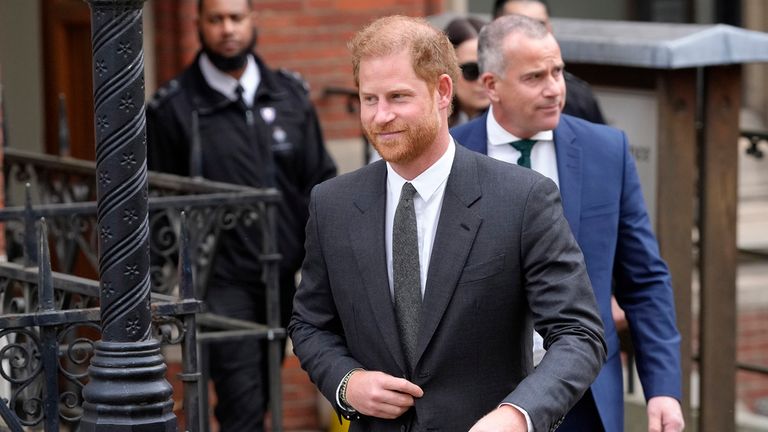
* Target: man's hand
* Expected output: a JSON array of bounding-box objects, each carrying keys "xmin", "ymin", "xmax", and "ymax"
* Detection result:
[
  {"xmin": 469, "ymin": 405, "xmax": 527, "ymax": 432},
  {"xmin": 647, "ymin": 396, "xmax": 685, "ymax": 432},
  {"xmin": 611, "ymin": 295, "xmax": 628, "ymax": 332},
  {"xmin": 345, "ymin": 370, "xmax": 423, "ymax": 419}
]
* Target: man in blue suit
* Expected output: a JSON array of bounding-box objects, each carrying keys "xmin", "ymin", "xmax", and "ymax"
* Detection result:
[{"xmin": 452, "ymin": 15, "xmax": 685, "ymax": 432}]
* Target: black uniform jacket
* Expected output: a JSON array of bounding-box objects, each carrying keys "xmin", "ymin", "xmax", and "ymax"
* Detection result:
[
  {"xmin": 562, "ymin": 71, "xmax": 605, "ymax": 124},
  {"xmin": 146, "ymin": 52, "xmax": 337, "ymax": 290}
]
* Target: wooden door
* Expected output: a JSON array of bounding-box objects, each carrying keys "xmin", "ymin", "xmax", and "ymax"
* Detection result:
[
  {"xmin": 43, "ymin": 0, "xmax": 94, "ymax": 160},
  {"xmin": 42, "ymin": 0, "xmax": 97, "ymax": 279}
]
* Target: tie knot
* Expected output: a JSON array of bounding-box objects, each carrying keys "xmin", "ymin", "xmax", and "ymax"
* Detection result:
[
  {"xmin": 400, "ymin": 182, "xmax": 417, "ymax": 201},
  {"xmin": 234, "ymin": 84, "xmax": 244, "ymax": 96},
  {"xmin": 509, "ymin": 139, "xmax": 537, "ymax": 169},
  {"xmin": 510, "ymin": 139, "xmax": 536, "ymax": 153}
]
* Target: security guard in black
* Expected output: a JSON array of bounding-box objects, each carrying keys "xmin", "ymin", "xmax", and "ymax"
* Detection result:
[{"xmin": 146, "ymin": 49, "xmax": 336, "ymax": 431}]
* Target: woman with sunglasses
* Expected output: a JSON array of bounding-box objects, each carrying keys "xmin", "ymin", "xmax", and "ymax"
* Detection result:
[{"xmin": 444, "ymin": 16, "xmax": 490, "ymax": 127}]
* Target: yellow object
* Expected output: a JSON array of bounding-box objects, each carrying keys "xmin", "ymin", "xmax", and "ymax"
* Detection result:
[{"xmin": 328, "ymin": 417, "xmax": 350, "ymax": 432}]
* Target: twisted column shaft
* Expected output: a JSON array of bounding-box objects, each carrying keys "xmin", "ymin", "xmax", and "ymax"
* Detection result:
[{"xmin": 81, "ymin": 2, "xmax": 176, "ymax": 430}]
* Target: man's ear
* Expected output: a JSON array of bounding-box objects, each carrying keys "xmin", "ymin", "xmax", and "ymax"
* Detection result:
[
  {"xmin": 436, "ymin": 74, "xmax": 453, "ymax": 110},
  {"xmin": 482, "ymin": 72, "xmax": 500, "ymax": 103}
]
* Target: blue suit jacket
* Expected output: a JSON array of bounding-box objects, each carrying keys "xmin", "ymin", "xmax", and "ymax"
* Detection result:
[{"xmin": 452, "ymin": 113, "xmax": 682, "ymax": 431}]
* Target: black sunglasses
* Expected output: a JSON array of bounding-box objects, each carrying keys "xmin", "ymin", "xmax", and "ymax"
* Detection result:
[{"xmin": 459, "ymin": 62, "xmax": 480, "ymax": 81}]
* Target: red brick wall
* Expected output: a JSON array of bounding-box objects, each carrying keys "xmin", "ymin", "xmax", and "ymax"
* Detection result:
[
  {"xmin": 152, "ymin": 0, "xmax": 199, "ymax": 86},
  {"xmin": 737, "ymin": 309, "xmax": 768, "ymax": 414},
  {"xmin": 152, "ymin": 0, "xmax": 444, "ymax": 140},
  {"xmin": 689, "ymin": 307, "xmax": 768, "ymax": 416}
]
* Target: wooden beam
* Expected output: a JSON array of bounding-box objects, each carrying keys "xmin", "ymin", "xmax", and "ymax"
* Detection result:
[
  {"xmin": 698, "ymin": 65, "xmax": 741, "ymax": 432},
  {"xmin": 656, "ymin": 68, "xmax": 697, "ymax": 427}
]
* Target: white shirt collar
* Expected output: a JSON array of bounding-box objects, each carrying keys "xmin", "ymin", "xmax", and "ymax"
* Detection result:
[
  {"xmin": 385, "ymin": 139, "xmax": 456, "ymax": 203},
  {"xmin": 486, "ymin": 105, "xmax": 553, "ymax": 146},
  {"xmin": 198, "ymin": 53, "xmax": 260, "ymax": 106}
]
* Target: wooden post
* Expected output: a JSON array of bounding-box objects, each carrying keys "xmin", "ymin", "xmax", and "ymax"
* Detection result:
[
  {"xmin": 698, "ymin": 64, "xmax": 741, "ymax": 432},
  {"xmin": 656, "ymin": 68, "xmax": 698, "ymax": 426}
]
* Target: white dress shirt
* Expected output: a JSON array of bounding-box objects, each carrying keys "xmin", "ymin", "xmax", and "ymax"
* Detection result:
[
  {"xmin": 486, "ymin": 105, "xmax": 560, "ymax": 189},
  {"xmin": 199, "ymin": 53, "xmax": 260, "ymax": 106},
  {"xmin": 384, "ymin": 141, "xmax": 454, "ymax": 298}
]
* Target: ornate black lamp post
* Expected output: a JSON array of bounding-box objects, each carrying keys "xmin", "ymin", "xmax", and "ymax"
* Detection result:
[{"xmin": 80, "ymin": 1, "xmax": 176, "ymax": 430}]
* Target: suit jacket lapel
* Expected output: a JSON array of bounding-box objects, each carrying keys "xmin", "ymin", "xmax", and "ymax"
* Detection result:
[
  {"xmin": 554, "ymin": 116, "xmax": 583, "ymax": 237},
  {"xmin": 348, "ymin": 162, "xmax": 408, "ymax": 371},
  {"xmin": 415, "ymin": 146, "xmax": 482, "ymax": 365}
]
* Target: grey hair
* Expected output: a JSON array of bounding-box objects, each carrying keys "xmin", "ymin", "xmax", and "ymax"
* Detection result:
[{"xmin": 478, "ymin": 14, "xmax": 549, "ymax": 76}]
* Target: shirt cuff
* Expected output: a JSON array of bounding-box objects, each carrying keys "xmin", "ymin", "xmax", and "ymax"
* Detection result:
[{"xmin": 501, "ymin": 402, "xmax": 534, "ymax": 432}]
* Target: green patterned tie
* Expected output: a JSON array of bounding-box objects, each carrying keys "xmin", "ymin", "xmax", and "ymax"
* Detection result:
[{"xmin": 510, "ymin": 139, "xmax": 537, "ymax": 169}]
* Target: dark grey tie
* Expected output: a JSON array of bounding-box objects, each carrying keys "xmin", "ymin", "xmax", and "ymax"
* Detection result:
[{"xmin": 393, "ymin": 182, "xmax": 421, "ymax": 369}]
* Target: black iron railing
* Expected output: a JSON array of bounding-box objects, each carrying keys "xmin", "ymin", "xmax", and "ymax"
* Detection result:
[
  {"xmin": 0, "ymin": 149, "xmax": 285, "ymax": 431},
  {"xmin": 0, "ymin": 217, "xmax": 203, "ymax": 431}
]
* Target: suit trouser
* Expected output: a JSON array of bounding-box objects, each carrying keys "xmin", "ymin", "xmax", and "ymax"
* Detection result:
[{"xmin": 205, "ymin": 277, "xmax": 294, "ymax": 432}]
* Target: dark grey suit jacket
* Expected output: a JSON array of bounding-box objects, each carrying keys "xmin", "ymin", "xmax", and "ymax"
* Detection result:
[{"xmin": 289, "ymin": 144, "xmax": 606, "ymax": 432}]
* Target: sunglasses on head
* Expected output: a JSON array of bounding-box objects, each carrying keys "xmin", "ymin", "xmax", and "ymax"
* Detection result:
[{"xmin": 459, "ymin": 62, "xmax": 480, "ymax": 81}]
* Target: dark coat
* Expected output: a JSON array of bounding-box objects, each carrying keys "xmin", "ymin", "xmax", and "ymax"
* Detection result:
[
  {"xmin": 146, "ymin": 51, "xmax": 336, "ymax": 303},
  {"xmin": 563, "ymin": 71, "xmax": 605, "ymax": 124},
  {"xmin": 290, "ymin": 144, "xmax": 606, "ymax": 432}
]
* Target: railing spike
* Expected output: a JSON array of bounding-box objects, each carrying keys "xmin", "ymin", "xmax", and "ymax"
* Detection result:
[{"xmin": 38, "ymin": 217, "xmax": 54, "ymax": 311}]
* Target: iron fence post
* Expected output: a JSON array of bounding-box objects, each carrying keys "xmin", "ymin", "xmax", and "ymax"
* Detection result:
[
  {"xmin": 263, "ymin": 202, "xmax": 282, "ymax": 431},
  {"xmin": 178, "ymin": 212, "xmax": 201, "ymax": 432},
  {"xmin": 80, "ymin": 1, "xmax": 176, "ymax": 430},
  {"xmin": 38, "ymin": 219, "xmax": 61, "ymax": 432}
]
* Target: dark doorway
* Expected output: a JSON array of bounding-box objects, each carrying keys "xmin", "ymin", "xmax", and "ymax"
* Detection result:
[{"xmin": 42, "ymin": 0, "xmax": 94, "ymax": 160}]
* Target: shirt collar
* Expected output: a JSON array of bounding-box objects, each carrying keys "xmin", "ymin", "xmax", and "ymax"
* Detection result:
[
  {"xmin": 486, "ymin": 105, "xmax": 553, "ymax": 146},
  {"xmin": 198, "ymin": 53, "xmax": 260, "ymax": 106},
  {"xmin": 386, "ymin": 139, "xmax": 456, "ymax": 203}
]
